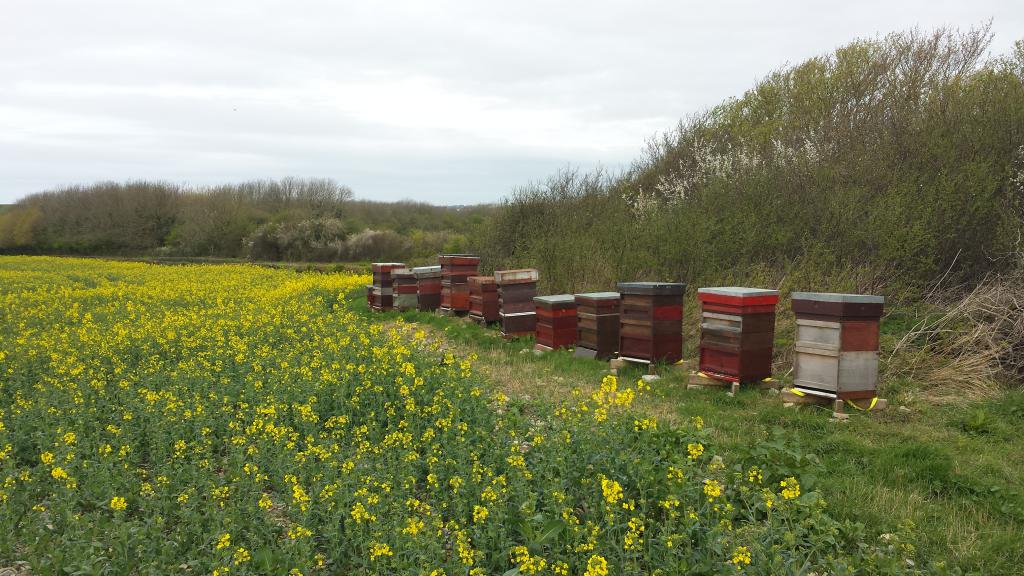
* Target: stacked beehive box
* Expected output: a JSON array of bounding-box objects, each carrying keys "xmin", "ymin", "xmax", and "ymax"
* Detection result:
[
  {"xmin": 574, "ymin": 292, "xmax": 621, "ymax": 359},
  {"xmin": 617, "ymin": 282, "xmax": 686, "ymax": 364},
  {"xmin": 697, "ymin": 287, "xmax": 779, "ymax": 382},
  {"xmin": 791, "ymin": 292, "xmax": 884, "ymax": 400},
  {"xmin": 439, "ymin": 254, "xmax": 480, "ymax": 316},
  {"xmin": 370, "ymin": 263, "xmax": 405, "ymax": 312},
  {"xmin": 495, "ymin": 268, "xmax": 539, "ymax": 339},
  {"xmin": 468, "ymin": 276, "xmax": 499, "ymax": 324},
  {"xmin": 413, "ymin": 265, "xmax": 442, "ymax": 312},
  {"xmin": 391, "ymin": 268, "xmax": 418, "ymax": 311},
  {"xmin": 534, "ymin": 295, "xmax": 577, "ymax": 351}
]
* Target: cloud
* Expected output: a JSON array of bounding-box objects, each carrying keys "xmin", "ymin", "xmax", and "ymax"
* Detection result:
[{"xmin": 1, "ymin": 0, "xmax": 1021, "ymax": 204}]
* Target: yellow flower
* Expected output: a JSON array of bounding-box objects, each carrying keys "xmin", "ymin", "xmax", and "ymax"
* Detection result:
[
  {"xmin": 703, "ymin": 479, "xmax": 723, "ymax": 501},
  {"xmin": 583, "ymin": 555, "xmax": 608, "ymax": 576},
  {"xmin": 369, "ymin": 542, "xmax": 393, "ymax": 560},
  {"xmin": 731, "ymin": 545, "xmax": 752, "ymax": 567},
  {"xmin": 215, "ymin": 533, "xmax": 231, "ymax": 550},
  {"xmin": 600, "ymin": 476, "xmax": 623, "ymax": 506},
  {"xmin": 780, "ymin": 477, "xmax": 801, "ymax": 500},
  {"xmin": 109, "ymin": 496, "xmax": 127, "ymax": 511},
  {"xmin": 687, "ymin": 442, "xmax": 704, "ymax": 460},
  {"xmin": 472, "ymin": 505, "xmax": 489, "ymax": 524},
  {"xmin": 40, "ymin": 451, "xmax": 54, "ymax": 465},
  {"xmin": 233, "ymin": 547, "xmax": 251, "ymax": 565},
  {"xmin": 747, "ymin": 466, "xmax": 763, "ymax": 484}
]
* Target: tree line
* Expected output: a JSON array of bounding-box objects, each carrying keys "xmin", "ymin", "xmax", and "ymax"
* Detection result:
[
  {"xmin": 476, "ymin": 26, "xmax": 1024, "ymax": 298},
  {"xmin": 0, "ymin": 178, "xmax": 494, "ymax": 262}
]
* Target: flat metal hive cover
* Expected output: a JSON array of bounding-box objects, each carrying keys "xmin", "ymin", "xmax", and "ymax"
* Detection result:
[
  {"xmin": 791, "ymin": 292, "xmax": 884, "ymax": 304},
  {"xmin": 575, "ymin": 291, "xmax": 620, "ymax": 300},
  {"xmin": 698, "ymin": 287, "xmax": 779, "ymax": 297}
]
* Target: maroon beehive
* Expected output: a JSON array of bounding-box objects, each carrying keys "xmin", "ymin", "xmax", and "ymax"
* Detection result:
[
  {"xmin": 574, "ymin": 292, "xmax": 621, "ymax": 360},
  {"xmin": 468, "ymin": 276, "xmax": 499, "ymax": 324},
  {"xmin": 495, "ymin": 268, "xmax": 539, "ymax": 339},
  {"xmin": 439, "ymin": 254, "xmax": 479, "ymax": 315},
  {"xmin": 697, "ymin": 287, "xmax": 779, "ymax": 383},
  {"xmin": 413, "ymin": 266, "xmax": 442, "ymax": 312},
  {"xmin": 534, "ymin": 295, "xmax": 578, "ymax": 351},
  {"xmin": 617, "ymin": 282, "xmax": 686, "ymax": 364},
  {"xmin": 370, "ymin": 262, "xmax": 405, "ymax": 312}
]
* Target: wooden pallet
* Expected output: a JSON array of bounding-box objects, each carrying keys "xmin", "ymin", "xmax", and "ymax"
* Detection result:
[
  {"xmin": 687, "ymin": 371, "xmax": 780, "ymax": 395},
  {"xmin": 780, "ymin": 387, "xmax": 888, "ymax": 419}
]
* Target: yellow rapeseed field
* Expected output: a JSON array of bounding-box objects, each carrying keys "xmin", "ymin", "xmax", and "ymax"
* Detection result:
[{"xmin": 0, "ymin": 257, "xmax": 922, "ymax": 574}]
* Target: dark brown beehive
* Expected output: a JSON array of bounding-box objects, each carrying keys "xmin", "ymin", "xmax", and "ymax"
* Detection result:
[
  {"xmin": 534, "ymin": 294, "xmax": 577, "ymax": 351},
  {"xmin": 697, "ymin": 287, "xmax": 779, "ymax": 383},
  {"xmin": 616, "ymin": 282, "xmax": 686, "ymax": 364},
  {"xmin": 574, "ymin": 292, "xmax": 620, "ymax": 360}
]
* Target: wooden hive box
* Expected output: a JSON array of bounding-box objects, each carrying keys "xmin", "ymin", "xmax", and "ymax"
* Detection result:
[
  {"xmin": 468, "ymin": 276, "xmax": 499, "ymax": 323},
  {"xmin": 413, "ymin": 266, "xmax": 442, "ymax": 312},
  {"xmin": 697, "ymin": 287, "xmax": 779, "ymax": 382},
  {"xmin": 574, "ymin": 291, "xmax": 620, "ymax": 359},
  {"xmin": 534, "ymin": 294, "xmax": 578, "ymax": 350},
  {"xmin": 438, "ymin": 254, "xmax": 480, "ymax": 315},
  {"xmin": 791, "ymin": 292, "xmax": 884, "ymax": 400},
  {"xmin": 370, "ymin": 262, "xmax": 405, "ymax": 311},
  {"xmin": 616, "ymin": 282, "xmax": 686, "ymax": 364},
  {"xmin": 495, "ymin": 269, "xmax": 539, "ymax": 338},
  {"xmin": 391, "ymin": 268, "xmax": 418, "ymax": 311}
]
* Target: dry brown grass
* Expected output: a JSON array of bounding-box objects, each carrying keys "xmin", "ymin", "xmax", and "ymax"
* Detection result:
[{"xmin": 889, "ymin": 266, "xmax": 1024, "ymax": 402}]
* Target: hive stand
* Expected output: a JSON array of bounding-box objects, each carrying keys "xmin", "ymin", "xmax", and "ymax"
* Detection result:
[
  {"xmin": 608, "ymin": 356, "xmax": 659, "ymax": 376},
  {"xmin": 780, "ymin": 387, "xmax": 888, "ymax": 419},
  {"xmin": 686, "ymin": 371, "xmax": 780, "ymax": 396}
]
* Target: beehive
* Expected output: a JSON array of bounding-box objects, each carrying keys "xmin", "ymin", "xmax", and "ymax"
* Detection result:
[
  {"xmin": 413, "ymin": 265, "xmax": 442, "ymax": 312},
  {"xmin": 574, "ymin": 292, "xmax": 620, "ymax": 359},
  {"xmin": 617, "ymin": 282, "xmax": 686, "ymax": 364},
  {"xmin": 791, "ymin": 292, "xmax": 884, "ymax": 400},
  {"xmin": 370, "ymin": 262, "xmax": 405, "ymax": 312},
  {"xmin": 468, "ymin": 276, "xmax": 499, "ymax": 324},
  {"xmin": 439, "ymin": 254, "xmax": 480, "ymax": 315},
  {"xmin": 365, "ymin": 285, "xmax": 374, "ymax": 308},
  {"xmin": 697, "ymin": 287, "xmax": 779, "ymax": 382},
  {"xmin": 495, "ymin": 268, "xmax": 539, "ymax": 339},
  {"xmin": 391, "ymin": 268, "xmax": 418, "ymax": 311},
  {"xmin": 534, "ymin": 294, "xmax": 577, "ymax": 350}
]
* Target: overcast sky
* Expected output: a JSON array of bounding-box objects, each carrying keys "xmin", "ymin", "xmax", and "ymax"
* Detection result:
[{"xmin": 1, "ymin": 1, "xmax": 1021, "ymax": 205}]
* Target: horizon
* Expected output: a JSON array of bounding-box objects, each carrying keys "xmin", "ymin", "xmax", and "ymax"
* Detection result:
[{"xmin": 2, "ymin": 1, "xmax": 1022, "ymax": 206}]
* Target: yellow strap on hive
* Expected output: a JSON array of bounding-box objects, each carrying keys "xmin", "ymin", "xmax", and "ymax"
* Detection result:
[
  {"xmin": 790, "ymin": 388, "xmax": 806, "ymax": 397},
  {"xmin": 846, "ymin": 397, "xmax": 878, "ymax": 411}
]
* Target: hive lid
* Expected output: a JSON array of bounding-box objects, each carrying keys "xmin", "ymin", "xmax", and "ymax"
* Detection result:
[
  {"xmin": 698, "ymin": 287, "xmax": 779, "ymax": 297},
  {"xmin": 411, "ymin": 265, "xmax": 441, "ymax": 274},
  {"xmin": 494, "ymin": 268, "xmax": 540, "ymax": 283},
  {"xmin": 791, "ymin": 292, "xmax": 884, "ymax": 304},
  {"xmin": 575, "ymin": 291, "xmax": 620, "ymax": 300},
  {"xmin": 534, "ymin": 294, "xmax": 576, "ymax": 305},
  {"xmin": 617, "ymin": 281, "xmax": 687, "ymax": 295},
  {"xmin": 391, "ymin": 268, "xmax": 414, "ymax": 277}
]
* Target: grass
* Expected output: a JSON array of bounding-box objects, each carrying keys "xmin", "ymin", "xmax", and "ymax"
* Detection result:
[{"xmin": 354, "ymin": 294, "xmax": 1024, "ymax": 575}]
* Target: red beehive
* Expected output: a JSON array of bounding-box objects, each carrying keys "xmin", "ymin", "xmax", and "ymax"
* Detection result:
[
  {"xmin": 468, "ymin": 276, "xmax": 499, "ymax": 324},
  {"xmin": 574, "ymin": 292, "xmax": 620, "ymax": 360},
  {"xmin": 617, "ymin": 282, "xmax": 686, "ymax": 364},
  {"xmin": 413, "ymin": 266, "xmax": 442, "ymax": 312},
  {"xmin": 370, "ymin": 262, "xmax": 405, "ymax": 312},
  {"xmin": 495, "ymin": 269, "xmax": 539, "ymax": 339},
  {"xmin": 534, "ymin": 295, "xmax": 577, "ymax": 351},
  {"xmin": 439, "ymin": 254, "xmax": 479, "ymax": 315},
  {"xmin": 697, "ymin": 287, "xmax": 779, "ymax": 383}
]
